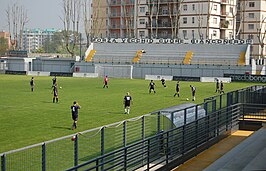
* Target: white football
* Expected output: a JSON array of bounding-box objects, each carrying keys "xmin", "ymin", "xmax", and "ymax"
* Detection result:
[
  {"xmin": 60, "ymin": 87, "xmax": 62, "ymax": 89},
  {"xmin": 186, "ymin": 98, "xmax": 189, "ymax": 101}
]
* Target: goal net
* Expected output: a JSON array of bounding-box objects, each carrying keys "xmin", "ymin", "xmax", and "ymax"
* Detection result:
[{"xmin": 95, "ymin": 64, "xmax": 133, "ymax": 79}]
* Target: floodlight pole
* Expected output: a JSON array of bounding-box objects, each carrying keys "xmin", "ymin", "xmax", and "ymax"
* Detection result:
[{"xmin": 79, "ymin": 33, "xmax": 82, "ymax": 59}]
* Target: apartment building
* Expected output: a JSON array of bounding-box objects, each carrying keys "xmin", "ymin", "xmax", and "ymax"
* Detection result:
[
  {"xmin": 22, "ymin": 28, "xmax": 59, "ymax": 53},
  {"xmin": 93, "ymin": 0, "xmax": 236, "ymax": 39},
  {"xmin": 238, "ymin": 0, "xmax": 266, "ymax": 59},
  {"xmin": 91, "ymin": 0, "xmax": 109, "ymax": 38},
  {"xmin": 0, "ymin": 31, "xmax": 11, "ymax": 49},
  {"xmin": 91, "ymin": 0, "xmax": 265, "ymax": 58}
]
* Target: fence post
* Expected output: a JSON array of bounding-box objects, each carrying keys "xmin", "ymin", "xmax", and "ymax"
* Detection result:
[
  {"xmin": 1, "ymin": 154, "xmax": 6, "ymax": 171},
  {"xmin": 101, "ymin": 127, "xmax": 105, "ymax": 170},
  {"xmin": 147, "ymin": 139, "xmax": 150, "ymax": 171},
  {"xmin": 195, "ymin": 105, "xmax": 198, "ymax": 148},
  {"xmin": 157, "ymin": 112, "xmax": 161, "ymax": 133},
  {"xmin": 42, "ymin": 143, "xmax": 46, "ymax": 171},
  {"xmin": 123, "ymin": 121, "xmax": 127, "ymax": 147},
  {"xmin": 74, "ymin": 134, "xmax": 78, "ymax": 167},
  {"xmin": 142, "ymin": 116, "xmax": 145, "ymax": 140},
  {"xmin": 124, "ymin": 148, "xmax": 127, "ymax": 170},
  {"xmin": 182, "ymin": 109, "xmax": 187, "ymax": 155}
]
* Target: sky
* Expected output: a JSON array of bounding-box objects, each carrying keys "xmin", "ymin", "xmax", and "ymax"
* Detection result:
[{"xmin": 0, "ymin": 0, "xmax": 63, "ymax": 31}]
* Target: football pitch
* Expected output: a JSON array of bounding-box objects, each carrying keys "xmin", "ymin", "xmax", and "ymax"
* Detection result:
[{"xmin": 0, "ymin": 74, "xmax": 262, "ymax": 153}]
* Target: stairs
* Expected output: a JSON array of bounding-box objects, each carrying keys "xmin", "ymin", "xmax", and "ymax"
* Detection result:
[
  {"xmin": 183, "ymin": 51, "xmax": 193, "ymax": 64},
  {"xmin": 132, "ymin": 50, "xmax": 143, "ymax": 63},
  {"xmin": 85, "ymin": 50, "xmax": 96, "ymax": 62},
  {"xmin": 238, "ymin": 51, "xmax": 246, "ymax": 65}
]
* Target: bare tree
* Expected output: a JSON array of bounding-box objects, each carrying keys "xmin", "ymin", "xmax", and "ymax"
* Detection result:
[
  {"xmin": 166, "ymin": 0, "xmax": 186, "ymax": 39},
  {"xmin": 256, "ymin": 16, "xmax": 266, "ymax": 59},
  {"xmin": 6, "ymin": 3, "xmax": 28, "ymax": 50},
  {"xmin": 196, "ymin": 1, "xmax": 204, "ymax": 39},
  {"xmin": 234, "ymin": 0, "xmax": 248, "ymax": 39},
  {"xmin": 155, "ymin": 0, "xmax": 160, "ymax": 38},
  {"xmin": 61, "ymin": 0, "xmax": 81, "ymax": 57},
  {"xmin": 147, "ymin": 0, "xmax": 156, "ymax": 38},
  {"xmin": 206, "ymin": 0, "xmax": 213, "ymax": 39}
]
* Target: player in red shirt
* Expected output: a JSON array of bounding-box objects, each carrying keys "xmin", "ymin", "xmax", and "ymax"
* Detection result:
[{"xmin": 103, "ymin": 76, "xmax": 109, "ymax": 88}]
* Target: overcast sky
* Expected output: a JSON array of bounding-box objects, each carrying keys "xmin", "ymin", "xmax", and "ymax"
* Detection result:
[{"xmin": 0, "ymin": 0, "xmax": 63, "ymax": 31}]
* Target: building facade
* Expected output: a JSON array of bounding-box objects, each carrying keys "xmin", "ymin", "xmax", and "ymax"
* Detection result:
[
  {"xmin": 238, "ymin": 0, "xmax": 266, "ymax": 59},
  {"xmin": 0, "ymin": 31, "xmax": 11, "ymax": 49},
  {"xmin": 22, "ymin": 28, "xmax": 59, "ymax": 53},
  {"xmin": 91, "ymin": 0, "xmax": 265, "ymax": 58}
]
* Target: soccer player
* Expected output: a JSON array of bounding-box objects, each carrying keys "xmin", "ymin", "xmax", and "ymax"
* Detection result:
[
  {"xmin": 220, "ymin": 81, "xmax": 225, "ymax": 94},
  {"xmin": 190, "ymin": 85, "xmax": 196, "ymax": 101},
  {"xmin": 161, "ymin": 78, "xmax": 166, "ymax": 87},
  {"xmin": 124, "ymin": 92, "xmax": 132, "ymax": 114},
  {"xmin": 215, "ymin": 79, "xmax": 220, "ymax": 93},
  {"xmin": 71, "ymin": 101, "xmax": 81, "ymax": 130},
  {"xmin": 30, "ymin": 77, "xmax": 35, "ymax": 92},
  {"xmin": 103, "ymin": 75, "xmax": 109, "ymax": 88},
  {"xmin": 149, "ymin": 80, "xmax": 156, "ymax": 94},
  {"xmin": 52, "ymin": 84, "xmax": 59, "ymax": 103},
  {"xmin": 52, "ymin": 76, "xmax": 57, "ymax": 87},
  {"xmin": 174, "ymin": 81, "xmax": 180, "ymax": 97}
]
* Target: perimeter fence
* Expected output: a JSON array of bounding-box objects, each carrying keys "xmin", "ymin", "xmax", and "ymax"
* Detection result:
[{"xmin": 1, "ymin": 85, "xmax": 266, "ymax": 171}]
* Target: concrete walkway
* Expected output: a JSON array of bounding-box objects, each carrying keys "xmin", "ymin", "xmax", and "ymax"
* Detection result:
[{"xmin": 172, "ymin": 130, "xmax": 254, "ymax": 171}]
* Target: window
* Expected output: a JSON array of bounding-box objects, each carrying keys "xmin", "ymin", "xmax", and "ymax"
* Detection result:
[
  {"xmin": 192, "ymin": 30, "xmax": 195, "ymax": 37},
  {"xmin": 228, "ymin": 32, "xmax": 232, "ymax": 39},
  {"xmin": 213, "ymin": 18, "xmax": 217, "ymax": 24},
  {"xmin": 248, "ymin": 24, "xmax": 254, "ymax": 30},
  {"xmin": 230, "ymin": 7, "xmax": 233, "ymax": 14},
  {"xmin": 249, "ymin": 13, "xmax": 255, "ymax": 18},
  {"xmin": 213, "ymin": 30, "xmax": 217, "ymax": 37},
  {"xmin": 213, "ymin": 5, "xmax": 217, "ymax": 11},
  {"xmin": 248, "ymin": 34, "xmax": 254, "ymax": 39},
  {"xmin": 249, "ymin": 2, "xmax": 255, "ymax": 7},
  {"xmin": 183, "ymin": 5, "xmax": 187, "ymax": 11},
  {"xmin": 192, "ymin": 17, "xmax": 195, "ymax": 24},
  {"xmin": 139, "ymin": 19, "xmax": 145, "ymax": 25},
  {"xmin": 140, "ymin": 7, "xmax": 145, "ymax": 13},
  {"xmin": 139, "ymin": 31, "xmax": 145, "ymax": 38},
  {"xmin": 192, "ymin": 4, "xmax": 195, "ymax": 10},
  {"xmin": 162, "ymin": 9, "xmax": 168, "ymax": 15},
  {"xmin": 183, "ymin": 30, "xmax": 187, "ymax": 39},
  {"xmin": 183, "ymin": 17, "xmax": 187, "ymax": 24}
]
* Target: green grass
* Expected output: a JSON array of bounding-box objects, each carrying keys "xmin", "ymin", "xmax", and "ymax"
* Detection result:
[{"xmin": 0, "ymin": 74, "xmax": 263, "ymax": 153}]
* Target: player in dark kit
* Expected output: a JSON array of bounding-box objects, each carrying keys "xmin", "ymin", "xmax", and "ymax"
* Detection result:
[
  {"xmin": 124, "ymin": 92, "xmax": 132, "ymax": 114},
  {"xmin": 71, "ymin": 101, "xmax": 81, "ymax": 130},
  {"xmin": 103, "ymin": 76, "xmax": 109, "ymax": 88},
  {"xmin": 215, "ymin": 79, "xmax": 220, "ymax": 93},
  {"xmin": 174, "ymin": 81, "xmax": 180, "ymax": 97},
  {"xmin": 52, "ymin": 84, "xmax": 59, "ymax": 103},
  {"xmin": 220, "ymin": 81, "xmax": 225, "ymax": 94},
  {"xmin": 52, "ymin": 76, "xmax": 57, "ymax": 87},
  {"xmin": 149, "ymin": 80, "xmax": 156, "ymax": 94},
  {"xmin": 161, "ymin": 78, "xmax": 166, "ymax": 87},
  {"xmin": 190, "ymin": 85, "xmax": 196, "ymax": 101},
  {"xmin": 30, "ymin": 77, "xmax": 35, "ymax": 92}
]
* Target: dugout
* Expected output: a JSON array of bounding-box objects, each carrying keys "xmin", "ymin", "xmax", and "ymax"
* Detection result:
[{"xmin": 158, "ymin": 103, "xmax": 206, "ymax": 130}]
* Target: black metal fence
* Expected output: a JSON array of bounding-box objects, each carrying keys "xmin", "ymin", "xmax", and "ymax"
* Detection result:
[{"xmin": 1, "ymin": 85, "xmax": 266, "ymax": 171}]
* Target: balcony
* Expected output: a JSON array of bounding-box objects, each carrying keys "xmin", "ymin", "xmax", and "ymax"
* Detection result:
[
  {"xmin": 146, "ymin": 23, "xmax": 172, "ymax": 29},
  {"xmin": 221, "ymin": 0, "xmax": 229, "ymax": 4},
  {"xmin": 220, "ymin": 20, "xmax": 229, "ymax": 29}
]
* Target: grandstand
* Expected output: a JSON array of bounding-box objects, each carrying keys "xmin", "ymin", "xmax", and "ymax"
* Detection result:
[{"xmin": 85, "ymin": 40, "xmax": 250, "ymax": 66}]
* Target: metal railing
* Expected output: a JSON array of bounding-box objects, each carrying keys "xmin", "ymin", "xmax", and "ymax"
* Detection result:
[{"xmin": 1, "ymin": 85, "xmax": 266, "ymax": 171}]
